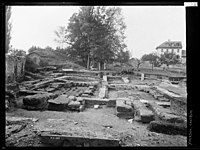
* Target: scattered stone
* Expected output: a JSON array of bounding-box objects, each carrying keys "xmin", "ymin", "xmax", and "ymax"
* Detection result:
[
  {"xmin": 45, "ymin": 87, "xmax": 56, "ymax": 92},
  {"xmin": 68, "ymin": 95, "xmax": 76, "ymax": 101},
  {"xmin": 155, "ymin": 101, "xmax": 171, "ymax": 108},
  {"xmin": 51, "ymin": 82, "xmax": 64, "ymax": 89},
  {"xmin": 68, "ymin": 101, "xmax": 81, "ymax": 109},
  {"xmin": 140, "ymin": 99, "xmax": 149, "ymax": 104},
  {"xmin": 128, "ymin": 119, "xmax": 134, "ymax": 124},
  {"xmin": 84, "ymin": 90, "xmax": 93, "ymax": 95},
  {"xmin": 81, "ymin": 94, "xmax": 90, "ymax": 97},
  {"xmin": 122, "ymin": 77, "xmax": 129, "ymax": 83},
  {"xmin": 79, "ymin": 105, "xmax": 85, "ymax": 112},
  {"xmin": 76, "ymin": 97, "xmax": 84, "ymax": 103},
  {"xmin": 94, "ymin": 105, "xmax": 100, "ymax": 109}
]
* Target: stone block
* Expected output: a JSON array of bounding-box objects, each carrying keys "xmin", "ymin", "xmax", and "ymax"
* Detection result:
[
  {"xmin": 116, "ymin": 100, "xmax": 133, "ymax": 113},
  {"xmin": 40, "ymin": 132, "xmax": 120, "ymax": 147},
  {"xmin": 116, "ymin": 111, "xmax": 134, "ymax": 119},
  {"xmin": 84, "ymin": 90, "xmax": 93, "ymax": 95},
  {"xmin": 68, "ymin": 101, "xmax": 81, "ymax": 109},
  {"xmin": 107, "ymin": 99, "xmax": 116, "ymax": 107},
  {"xmin": 155, "ymin": 101, "xmax": 170, "ymax": 107},
  {"xmin": 132, "ymin": 100, "xmax": 155, "ymax": 123},
  {"xmin": 148, "ymin": 102, "xmax": 185, "ymax": 123},
  {"xmin": 48, "ymin": 95, "xmax": 71, "ymax": 111},
  {"xmin": 81, "ymin": 94, "xmax": 90, "ymax": 97},
  {"xmin": 79, "ymin": 105, "xmax": 85, "ymax": 112},
  {"xmin": 68, "ymin": 95, "xmax": 76, "ymax": 101},
  {"xmin": 23, "ymin": 93, "xmax": 57, "ymax": 106},
  {"xmin": 84, "ymin": 98, "xmax": 109, "ymax": 107},
  {"xmin": 139, "ymin": 109, "xmax": 155, "ymax": 123}
]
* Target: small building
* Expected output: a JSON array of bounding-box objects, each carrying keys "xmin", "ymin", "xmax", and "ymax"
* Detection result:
[
  {"xmin": 156, "ymin": 40, "xmax": 182, "ymax": 57},
  {"xmin": 156, "ymin": 40, "xmax": 186, "ymax": 64},
  {"xmin": 26, "ymin": 52, "xmax": 46, "ymax": 65}
]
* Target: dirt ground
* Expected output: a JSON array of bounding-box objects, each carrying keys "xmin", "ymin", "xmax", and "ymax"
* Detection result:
[
  {"xmin": 5, "ymin": 69, "xmax": 187, "ymax": 147},
  {"xmin": 5, "ymin": 81, "xmax": 187, "ymax": 147}
]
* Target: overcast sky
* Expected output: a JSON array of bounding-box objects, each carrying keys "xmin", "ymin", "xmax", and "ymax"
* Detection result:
[{"xmin": 10, "ymin": 6, "xmax": 186, "ymax": 59}]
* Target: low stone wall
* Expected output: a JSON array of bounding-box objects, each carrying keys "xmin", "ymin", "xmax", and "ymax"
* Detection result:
[
  {"xmin": 170, "ymin": 98, "xmax": 187, "ymax": 116},
  {"xmin": 6, "ymin": 55, "xmax": 26, "ymax": 83}
]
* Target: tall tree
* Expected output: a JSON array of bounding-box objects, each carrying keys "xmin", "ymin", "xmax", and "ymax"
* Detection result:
[
  {"xmin": 116, "ymin": 50, "xmax": 130, "ymax": 69},
  {"xmin": 6, "ymin": 6, "xmax": 12, "ymax": 53},
  {"xmin": 141, "ymin": 52, "xmax": 160, "ymax": 71},
  {"xmin": 62, "ymin": 6, "xmax": 127, "ymax": 70}
]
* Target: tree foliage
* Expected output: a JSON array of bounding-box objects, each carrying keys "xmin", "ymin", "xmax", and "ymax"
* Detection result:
[
  {"xmin": 54, "ymin": 26, "xmax": 67, "ymax": 49},
  {"xmin": 6, "ymin": 6, "xmax": 12, "ymax": 53},
  {"xmin": 9, "ymin": 49, "xmax": 26, "ymax": 56},
  {"xmin": 159, "ymin": 52, "xmax": 180, "ymax": 67},
  {"xmin": 116, "ymin": 50, "xmax": 130, "ymax": 68},
  {"xmin": 58, "ymin": 6, "xmax": 127, "ymax": 69},
  {"xmin": 28, "ymin": 46, "xmax": 42, "ymax": 54},
  {"xmin": 141, "ymin": 52, "xmax": 160, "ymax": 70}
]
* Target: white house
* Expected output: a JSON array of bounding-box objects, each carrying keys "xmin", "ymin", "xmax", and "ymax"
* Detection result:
[
  {"xmin": 156, "ymin": 40, "xmax": 182, "ymax": 57},
  {"xmin": 156, "ymin": 40, "xmax": 186, "ymax": 64}
]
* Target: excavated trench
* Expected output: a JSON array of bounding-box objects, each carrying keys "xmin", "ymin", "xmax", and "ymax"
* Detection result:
[{"xmin": 5, "ymin": 70, "xmax": 187, "ymax": 147}]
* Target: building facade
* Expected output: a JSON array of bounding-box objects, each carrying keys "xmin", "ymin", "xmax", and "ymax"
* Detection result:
[{"xmin": 156, "ymin": 40, "xmax": 186, "ymax": 63}]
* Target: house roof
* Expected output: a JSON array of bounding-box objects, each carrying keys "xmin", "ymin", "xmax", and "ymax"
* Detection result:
[
  {"xmin": 27, "ymin": 51, "xmax": 47, "ymax": 57},
  {"xmin": 156, "ymin": 40, "xmax": 182, "ymax": 49}
]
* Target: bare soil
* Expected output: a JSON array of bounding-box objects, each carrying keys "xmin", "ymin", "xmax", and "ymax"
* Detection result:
[
  {"xmin": 6, "ymin": 87, "xmax": 187, "ymax": 147},
  {"xmin": 5, "ymin": 71, "xmax": 187, "ymax": 147}
]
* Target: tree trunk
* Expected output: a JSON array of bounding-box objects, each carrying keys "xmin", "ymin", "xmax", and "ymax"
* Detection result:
[
  {"xmin": 87, "ymin": 54, "xmax": 90, "ymax": 70},
  {"xmin": 98, "ymin": 62, "xmax": 101, "ymax": 71},
  {"xmin": 104, "ymin": 62, "xmax": 106, "ymax": 70}
]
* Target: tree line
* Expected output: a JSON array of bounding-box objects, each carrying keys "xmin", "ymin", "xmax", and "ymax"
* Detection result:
[{"xmin": 6, "ymin": 6, "xmax": 181, "ymax": 71}]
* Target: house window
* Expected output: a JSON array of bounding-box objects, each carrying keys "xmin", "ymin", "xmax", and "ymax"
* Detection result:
[
  {"xmin": 161, "ymin": 49, "xmax": 163, "ymax": 52},
  {"xmin": 172, "ymin": 49, "xmax": 174, "ymax": 53},
  {"xmin": 166, "ymin": 49, "xmax": 168, "ymax": 53},
  {"xmin": 177, "ymin": 49, "xmax": 179, "ymax": 53}
]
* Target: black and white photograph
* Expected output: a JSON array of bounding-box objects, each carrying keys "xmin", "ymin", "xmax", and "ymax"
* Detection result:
[{"xmin": 4, "ymin": 2, "xmax": 197, "ymax": 147}]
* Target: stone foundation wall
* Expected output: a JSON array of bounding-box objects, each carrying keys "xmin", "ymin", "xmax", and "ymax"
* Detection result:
[
  {"xmin": 6, "ymin": 55, "xmax": 26, "ymax": 83},
  {"xmin": 170, "ymin": 98, "xmax": 187, "ymax": 116}
]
